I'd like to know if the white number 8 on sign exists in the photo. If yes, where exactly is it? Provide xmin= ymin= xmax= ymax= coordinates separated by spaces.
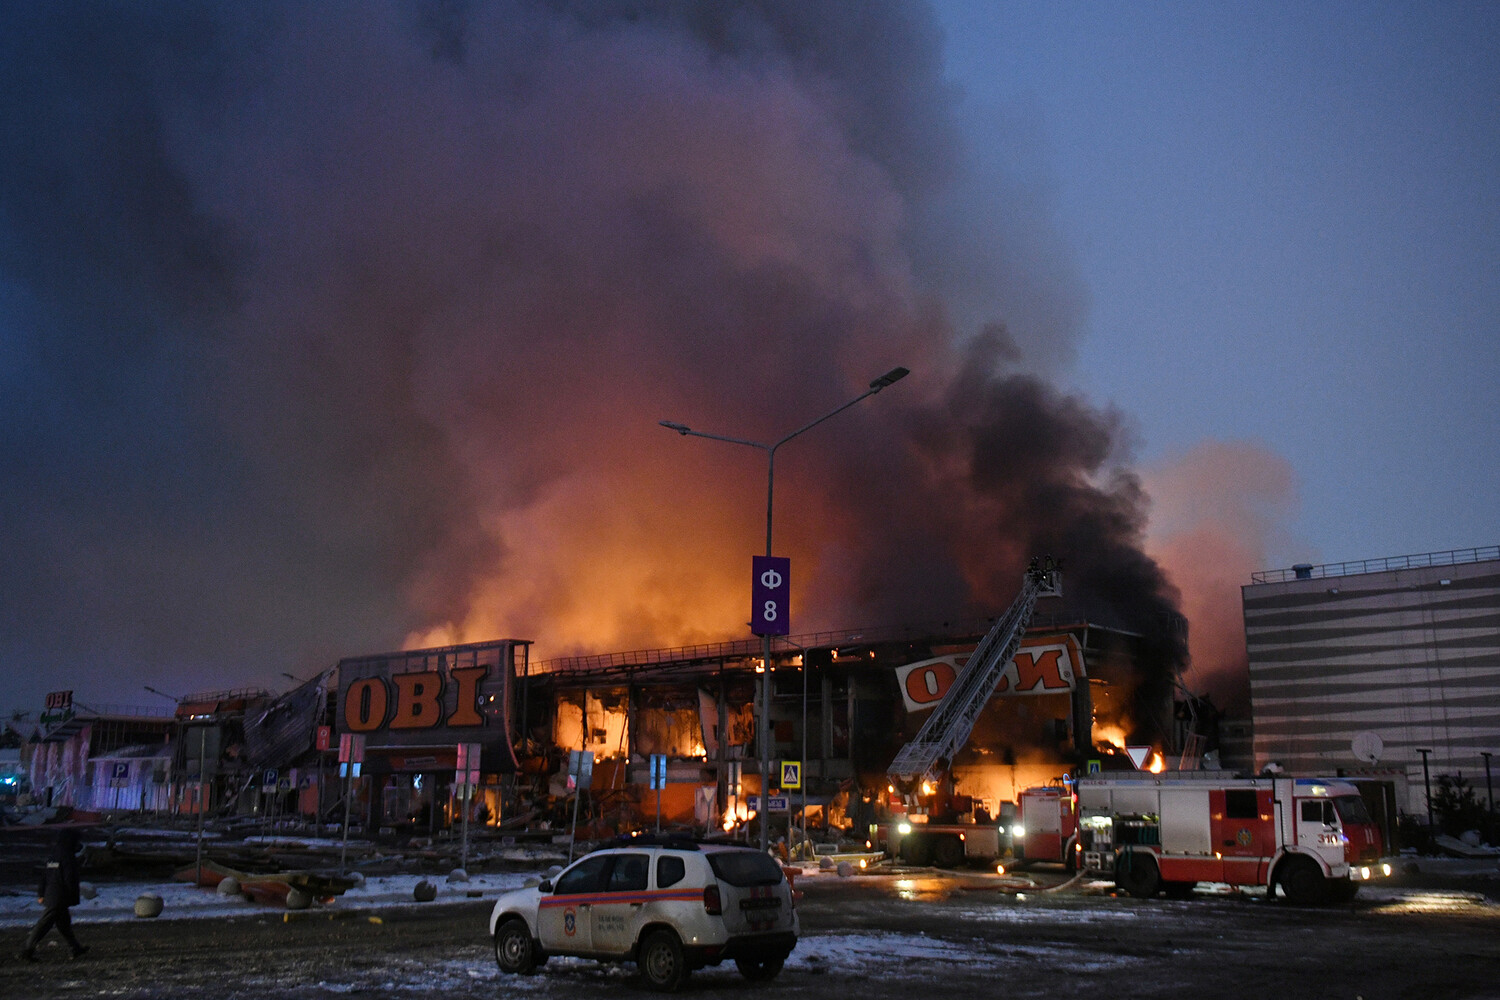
xmin=751 ymin=555 xmax=791 ymax=636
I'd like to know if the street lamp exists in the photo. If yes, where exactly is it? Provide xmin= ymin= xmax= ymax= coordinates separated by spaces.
xmin=1481 ymin=751 xmax=1494 ymax=813
xmin=1416 ymin=748 xmax=1434 ymax=830
xmin=661 ymin=366 xmax=909 ymax=851
xmin=772 ymin=636 xmax=819 ymax=858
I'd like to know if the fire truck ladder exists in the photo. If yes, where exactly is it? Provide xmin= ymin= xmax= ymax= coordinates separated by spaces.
xmin=886 ymin=558 xmax=1060 ymax=783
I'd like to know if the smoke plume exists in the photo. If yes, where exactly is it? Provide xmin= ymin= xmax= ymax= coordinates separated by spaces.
xmin=1145 ymin=442 xmax=1299 ymax=715
xmin=0 ymin=1 xmax=1186 ymax=709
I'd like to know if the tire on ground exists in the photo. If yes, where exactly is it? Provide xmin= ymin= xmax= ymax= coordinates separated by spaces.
xmin=1114 ymin=851 xmax=1161 ymax=899
xmin=1276 ymin=856 xmax=1330 ymax=906
xmin=902 ymin=834 xmax=934 ymax=866
xmin=638 ymin=928 xmax=689 ymax=991
xmin=734 ymin=955 xmax=785 ymax=982
xmin=1328 ymin=878 xmax=1360 ymax=903
xmin=932 ymin=835 xmax=965 ymax=868
xmin=494 ymin=917 xmax=538 ymax=975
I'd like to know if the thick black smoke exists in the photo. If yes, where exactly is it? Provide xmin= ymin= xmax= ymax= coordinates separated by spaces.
xmin=0 ymin=1 xmax=1184 ymax=712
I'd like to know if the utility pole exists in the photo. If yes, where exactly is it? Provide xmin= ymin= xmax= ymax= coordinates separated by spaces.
xmin=1416 ymin=748 xmax=1434 ymax=829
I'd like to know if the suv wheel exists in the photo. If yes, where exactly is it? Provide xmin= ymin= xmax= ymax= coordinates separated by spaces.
xmin=639 ymin=928 xmax=689 ymax=991
xmin=494 ymin=917 xmax=537 ymax=975
xmin=735 ymin=956 xmax=785 ymax=982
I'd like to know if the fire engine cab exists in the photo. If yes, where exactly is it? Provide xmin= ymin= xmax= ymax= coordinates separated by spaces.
xmin=1012 ymin=784 xmax=1077 ymax=869
xmin=1076 ymin=772 xmax=1390 ymax=904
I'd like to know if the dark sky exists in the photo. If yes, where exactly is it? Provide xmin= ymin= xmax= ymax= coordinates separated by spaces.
xmin=3 ymin=1 xmax=1199 ymax=718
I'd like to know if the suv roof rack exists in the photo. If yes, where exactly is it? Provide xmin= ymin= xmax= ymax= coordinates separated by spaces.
xmin=612 ymin=831 xmax=702 ymax=850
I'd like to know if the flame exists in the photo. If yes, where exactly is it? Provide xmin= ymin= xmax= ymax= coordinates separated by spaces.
xmin=404 ymin=454 xmax=757 ymax=656
xmin=1094 ymin=723 xmax=1128 ymax=749
xmin=1148 ymin=752 xmax=1165 ymax=773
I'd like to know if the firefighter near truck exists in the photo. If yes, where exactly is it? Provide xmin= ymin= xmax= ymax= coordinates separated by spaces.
xmin=1075 ymin=772 xmax=1390 ymax=903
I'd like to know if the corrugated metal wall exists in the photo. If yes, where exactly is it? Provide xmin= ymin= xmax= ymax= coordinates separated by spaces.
xmin=1243 ymin=554 xmax=1500 ymax=800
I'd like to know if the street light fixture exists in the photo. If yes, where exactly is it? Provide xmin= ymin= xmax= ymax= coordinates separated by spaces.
xmin=1416 ymin=747 xmax=1434 ymax=829
xmin=772 ymin=635 xmax=818 ymax=858
xmin=660 ymin=366 xmax=908 ymax=852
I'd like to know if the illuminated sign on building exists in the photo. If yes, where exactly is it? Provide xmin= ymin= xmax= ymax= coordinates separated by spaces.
xmin=335 ymin=639 xmax=528 ymax=772
xmin=893 ymin=634 xmax=1084 ymax=713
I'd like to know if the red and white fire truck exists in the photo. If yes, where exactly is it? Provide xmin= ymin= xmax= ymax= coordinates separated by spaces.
xmin=1075 ymin=772 xmax=1390 ymax=903
xmin=1012 ymin=784 xmax=1078 ymax=868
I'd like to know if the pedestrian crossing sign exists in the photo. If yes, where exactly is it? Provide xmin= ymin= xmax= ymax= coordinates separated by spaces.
xmin=780 ymin=760 xmax=801 ymax=789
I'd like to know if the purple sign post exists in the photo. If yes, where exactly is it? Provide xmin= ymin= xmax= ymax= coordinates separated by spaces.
xmin=751 ymin=555 xmax=790 ymax=637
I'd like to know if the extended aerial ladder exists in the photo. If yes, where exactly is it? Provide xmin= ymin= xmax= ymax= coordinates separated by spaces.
xmin=887 ymin=557 xmax=1061 ymax=784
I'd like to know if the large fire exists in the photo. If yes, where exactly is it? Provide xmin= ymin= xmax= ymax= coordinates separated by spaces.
xmin=1094 ymin=723 xmax=1129 ymax=749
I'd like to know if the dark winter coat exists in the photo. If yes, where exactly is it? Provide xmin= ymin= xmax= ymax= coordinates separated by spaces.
xmin=37 ymin=829 xmax=82 ymax=908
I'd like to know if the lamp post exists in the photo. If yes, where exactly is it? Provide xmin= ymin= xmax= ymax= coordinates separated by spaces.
xmin=1481 ymin=751 xmax=1494 ymax=813
xmin=1416 ymin=748 xmax=1434 ymax=830
xmin=149 ymin=686 xmax=211 ymax=885
xmin=143 ymin=686 xmax=179 ymax=822
xmin=772 ymin=636 xmax=815 ymax=858
xmin=661 ymin=366 xmax=908 ymax=852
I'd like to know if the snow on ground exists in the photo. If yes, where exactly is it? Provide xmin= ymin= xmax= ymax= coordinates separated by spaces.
xmin=285 ymin=928 xmax=1150 ymax=994
xmin=0 ymin=871 xmax=534 ymax=929
xmin=1 ymin=854 xmax=1493 ymax=931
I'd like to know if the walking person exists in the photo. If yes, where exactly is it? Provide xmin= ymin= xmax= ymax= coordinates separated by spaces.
xmin=19 ymin=828 xmax=89 ymax=961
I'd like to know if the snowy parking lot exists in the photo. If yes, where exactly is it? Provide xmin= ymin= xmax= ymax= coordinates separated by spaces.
xmin=3 ymin=854 xmax=1499 ymax=999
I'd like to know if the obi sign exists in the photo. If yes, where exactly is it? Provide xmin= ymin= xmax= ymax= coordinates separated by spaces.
xmin=342 ymin=664 xmax=489 ymax=732
xmin=334 ymin=640 xmax=524 ymax=766
xmin=893 ymin=634 xmax=1084 ymax=713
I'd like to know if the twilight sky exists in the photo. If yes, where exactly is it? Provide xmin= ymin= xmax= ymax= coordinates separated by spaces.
xmin=934 ymin=0 xmax=1499 ymax=564
xmin=2 ymin=1 xmax=1495 ymax=720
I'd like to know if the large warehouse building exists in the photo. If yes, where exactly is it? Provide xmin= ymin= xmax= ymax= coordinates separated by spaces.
xmin=1243 ymin=546 xmax=1500 ymax=814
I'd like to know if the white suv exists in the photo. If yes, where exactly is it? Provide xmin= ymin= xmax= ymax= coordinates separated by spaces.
xmin=488 ymin=838 xmax=798 ymax=990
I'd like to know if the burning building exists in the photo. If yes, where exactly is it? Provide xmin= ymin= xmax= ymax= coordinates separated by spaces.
xmin=310 ymin=589 xmax=1180 ymax=839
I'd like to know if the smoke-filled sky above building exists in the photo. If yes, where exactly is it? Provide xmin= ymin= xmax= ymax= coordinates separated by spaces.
xmin=2 ymin=1 xmax=1495 ymax=719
